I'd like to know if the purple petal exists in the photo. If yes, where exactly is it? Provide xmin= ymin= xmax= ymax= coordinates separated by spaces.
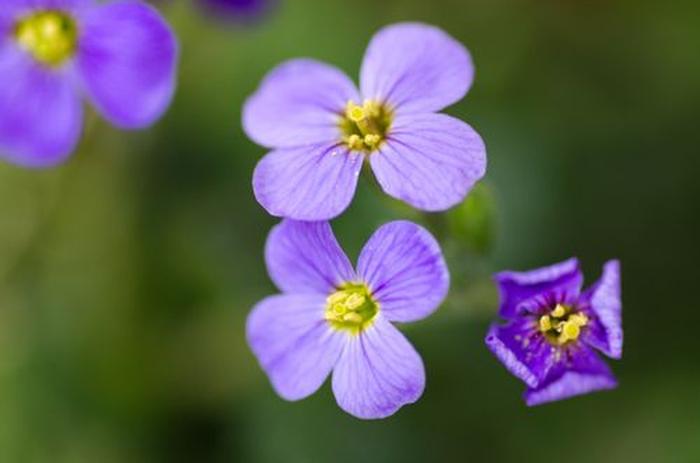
xmin=357 ymin=220 xmax=449 ymax=323
xmin=0 ymin=0 xmax=91 ymax=36
xmin=76 ymin=1 xmax=177 ymax=128
xmin=243 ymin=59 xmax=359 ymax=148
xmin=2 ymin=0 xmax=90 ymax=11
xmin=495 ymin=258 xmax=583 ymax=320
xmin=24 ymin=0 xmax=91 ymax=8
xmin=0 ymin=5 xmax=21 ymax=35
xmin=0 ymin=49 xmax=81 ymax=167
xmin=253 ymin=142 xmax=363 ymax=220
xmin=265 ymin=220 xmax=355 ymax=294
xmin=485 ymin=319 xmax=555 ymax=388
xmin=246 ymin=294 xmax=346 ymax=401
xmin=332 ymin=316 xmax=425 ymax=419
xmin=370 ymin=113 xmax=486 ymax=212
xmin=581 ymin=260 xmax=623 ymax=359
xmin=360 ymin=22 xmax=474 ymax=114
xmin=524 ymin=345 xmax=617 ymax=406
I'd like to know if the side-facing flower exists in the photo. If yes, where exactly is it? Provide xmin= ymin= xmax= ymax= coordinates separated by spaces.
xmin=0 ymin=0 xmax=178 ymax=167
xmin=247 ymin=219 xmax=449 ymax=419
xmin=486 ymin=258 xmax=623 ymax=406
xmin=243 ymin=22 xmax=487 ymax=220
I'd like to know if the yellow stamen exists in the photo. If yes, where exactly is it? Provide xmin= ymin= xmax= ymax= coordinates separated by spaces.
xmin=346 ymin=134 xmax=364 ymax=151
xmin=15 ymin=11 xmax=78 ymax=67
xmin=342 ymin=312 xmax=363 ymax=324
xmin=344 ymin=292 xmax=366 ymax=310
xmin=552 ymin=304 xmax=567 ymax=318
xmin=339 ymin=100 xmax=392 ymax=152
xmin=346 ymin=103 xmax=366 ymax=123
xmin=561 ymin=320 xmax=580 ymax=340
xmin=325 ymin=283 xmax=379 ymax=334
xmin=539 ymin=315 xmax=552 ymax=332
xmin=326 ymin=291 xmax=346 ymax=305
xmin=539 ymin=305 xmax=589 ymax=346
xmin=363 ymin=99 xmax=381 ymax=117
xmin=364 ymin=134 xmax=381 ymax=148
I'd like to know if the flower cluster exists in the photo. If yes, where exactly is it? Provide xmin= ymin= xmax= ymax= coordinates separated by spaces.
xmin=2 ymin=0 xmax=624 ymax=419
xmin=243 ymin=22 xmax=623 ymax=417
xmin=0 ymin=0 xmax=178 ymax=167
xmin=243 ymin=22 xmax=491 ymax=419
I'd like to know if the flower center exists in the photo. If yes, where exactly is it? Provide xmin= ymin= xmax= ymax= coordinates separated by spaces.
xmin=325 ymin=283 xmax=379 ymax=334
xmin=339 ymin=100 xmax=393 ymax=152
xmin=538 ymin=303 xmax=588 ymax=346
xmin=14 ymin=11 xmax=78 ymax=67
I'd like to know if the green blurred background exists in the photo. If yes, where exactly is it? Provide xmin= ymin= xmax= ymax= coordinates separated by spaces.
xmin=1 ymin=0 xmax=699 ymax=461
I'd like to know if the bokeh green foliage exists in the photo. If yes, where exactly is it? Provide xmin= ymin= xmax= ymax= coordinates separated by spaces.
xmin=1 ymin=0 xmax=699 ymax=461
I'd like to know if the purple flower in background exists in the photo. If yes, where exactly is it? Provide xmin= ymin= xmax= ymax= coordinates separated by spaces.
xmin=486 ymin=258 xmax=623 ymax=406
xmin=198 ymin=0 xmax=271 ymax=20
xmin=243 ymin=23 xmax=487 ymax=220
xmin=0 ymin=0 xmax=178 ymax=167
xmin=247 ymin=219 xmax=449 ymax=419
xmin=151 ymin=0 xmax=272 ymax=21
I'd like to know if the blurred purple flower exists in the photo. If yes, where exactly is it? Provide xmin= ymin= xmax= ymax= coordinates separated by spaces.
xmin=247 ymin=219 xmax=449 ymax=419
xmin=243 ymin=22 xmax=487 ymax=220
xmin=151 ymin=0 xmax=272 ymax=21
xmin=0 ymin=0 xmax=178 ymax=167
xmin=198 ymin=0 xmax=271 ymax=20
xmin=486 ymin=258 xmax=623 ymax=406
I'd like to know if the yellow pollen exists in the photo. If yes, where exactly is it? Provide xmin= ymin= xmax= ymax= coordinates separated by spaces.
xmin=342 ymin=312 xmax=363 ymax=324
xmin=539 ymin=315 xmax=552 ymax=332
xmin=346 ymin=103 xmax=366 ymax=123
xmin=339 ymin=100 xmax=392 ymax=152
xmin=538 ymin=305 xmax=588 ymax=346
xmin=346 ymin=134 xmax=364 ymax=151
xmin=325 ymin=283 xmax=379 ymax=334
xmin=14 ymin=11 xmax=78 ymax=67
xmin=552 ymin=304 xmax=567 ymax=318
xmin=343 ymin=292 xmax=366 ymax=310
xmin=326 ymin=291 xmax=346 ymax=305
xmin=558 ymin=321 xmax=581 ymax=343
xmin=364 ymin=134 xmax=381 ymax=147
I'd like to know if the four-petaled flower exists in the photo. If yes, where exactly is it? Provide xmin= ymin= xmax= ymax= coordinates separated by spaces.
xmin=486 ymin=258 xmax=623 ymax=406
xmin=243 ymin=22 xmax=487 ymax=221
xmin=246 ymin=219 xmax=449 ymax=419
xmin=0 ymin=0 xmax=178 ymax=167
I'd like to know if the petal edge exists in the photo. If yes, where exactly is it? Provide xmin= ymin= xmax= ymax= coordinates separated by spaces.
xmin=332 ymin=316 xmax=425 ymax=419
xmin=360 ymin=22 xmax=474 ymax=114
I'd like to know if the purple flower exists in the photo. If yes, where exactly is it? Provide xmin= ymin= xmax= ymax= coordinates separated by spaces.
xmin=150 ymin=0 xmax=272 ymax=22
xmin=486 ymin=258 xmax=623 ymax=406
xmin=0 ymin=0 xmax=178 ymax=167
xmin=243 ymin=23 xmax=487 ymax=220
xmin=198 ymin=0 xmax=271 ymax=20
xmin=246 ymin=219 xmax=449 ymax=419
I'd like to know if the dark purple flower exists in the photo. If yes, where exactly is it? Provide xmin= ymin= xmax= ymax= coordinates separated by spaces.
xmin=243 ymin=23 xmax=487 ymax=220
xmin=150 ymin=0 xmax=271 ymax=21
xmin=198 ymin=0 xmax=271 ymax=20
xmin=0 ymin=0 xmax=178 ymax=167
xmin=486 ymin=258 xmax=623 ymax=406
xmin=246 ymin=219 xmax=449 ymax=419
